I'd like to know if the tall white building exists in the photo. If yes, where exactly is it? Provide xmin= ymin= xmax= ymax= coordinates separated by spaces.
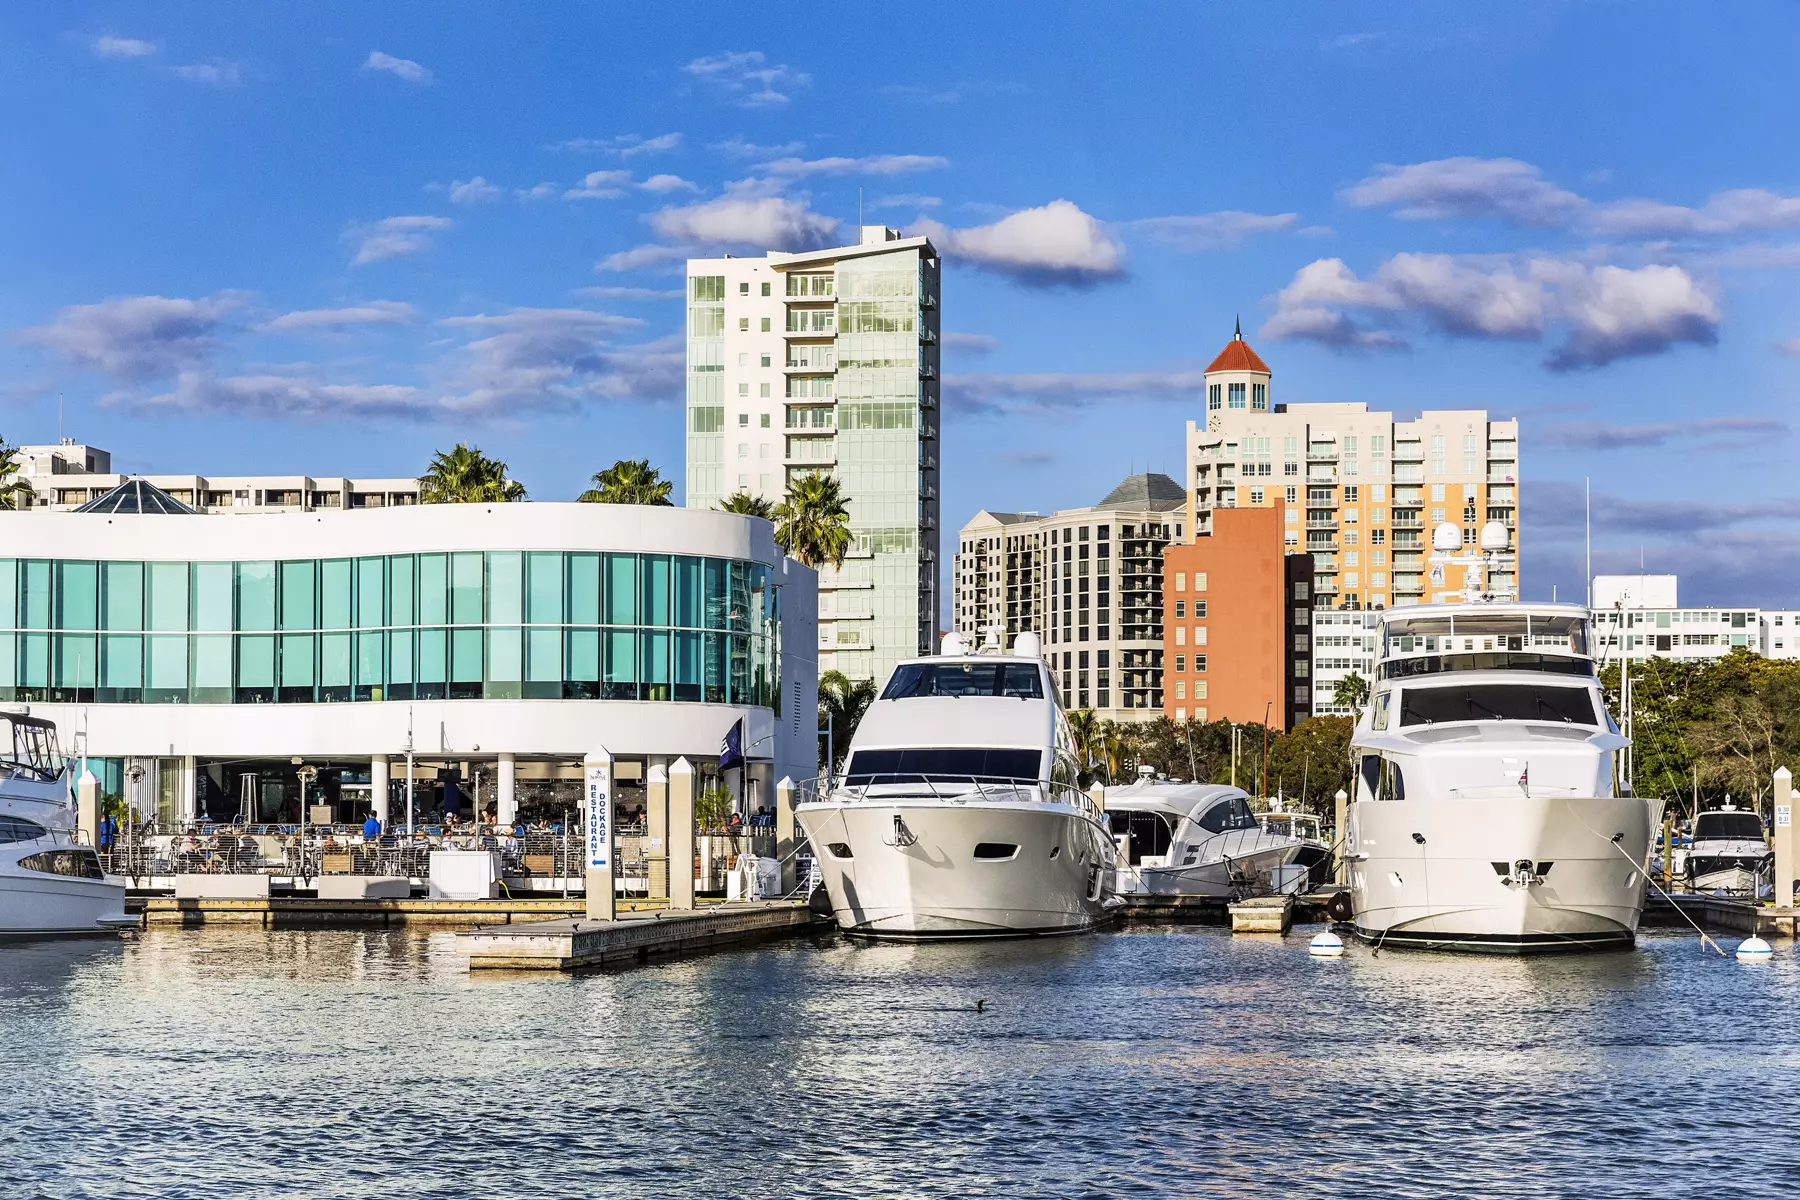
xmin=1590 ymin=574 xmax=1767 ymax=663
xmin=954 ymin=474 xmax=1185 ymax=721
xmin=685 ymin=227 xmax=941 ymax=683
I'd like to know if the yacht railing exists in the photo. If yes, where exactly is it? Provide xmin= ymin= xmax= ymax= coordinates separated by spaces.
xmin=799 ymin=773 xmax=1107 ymax=828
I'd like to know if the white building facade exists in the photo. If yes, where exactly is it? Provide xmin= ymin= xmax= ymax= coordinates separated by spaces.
xmin=684 ymin=227 xmax=942 ymax=684
xmin=1590 ymin=574 xmax=1765 ymax=664
xmin=11 ymin=441 xmax=423 ymax=512
xmin=1 ymin=500 xmax=817 ymax=826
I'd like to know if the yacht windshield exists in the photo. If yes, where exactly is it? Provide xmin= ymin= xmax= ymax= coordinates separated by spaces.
xmin=881 ymin=661 xmax=1045 ymax=700
xmin=1694 ymin=812 xmax=1764 ymax=841
xmin=1398 ymin=685 xmax=1599 ymax=727
xmin=845 ymin=747 xmax=1043 ymax=785
xmin=1 ymin=717 xmax=64 ymax=781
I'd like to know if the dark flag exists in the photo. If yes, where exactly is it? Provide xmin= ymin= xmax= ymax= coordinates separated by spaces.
xmin=719 ymin=719 xmax=743 ymax=771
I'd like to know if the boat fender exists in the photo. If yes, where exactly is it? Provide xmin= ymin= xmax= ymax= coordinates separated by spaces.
xmin=807 ymin=883 xmax=835 ymax=918
xmin=1309 ymin=932 xmax=1345 ymax=957
xmin=1736 ymin=936 xmax=1773 ymax=962
xmin=1325 ymin=891 xmax=1354 ymax=923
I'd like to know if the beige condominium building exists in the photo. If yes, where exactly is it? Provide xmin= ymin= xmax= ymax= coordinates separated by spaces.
xmin=1186 ymin=327 xmax=1520 ymax=614
xmin=685 ymin=227 xmax=942 ymax=685
xmin=10 ymin=441 xmax=423 ymax=512
xmin=954 ymin=474 xmax=1186 ymax=721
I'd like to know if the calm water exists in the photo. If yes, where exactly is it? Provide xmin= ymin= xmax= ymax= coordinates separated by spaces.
xmin=3 ymin=924 xmax=1797 ymax=1199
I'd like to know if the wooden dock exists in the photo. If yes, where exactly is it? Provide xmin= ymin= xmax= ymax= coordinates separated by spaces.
xmin=134 ymin=895 xmax=660 ymax=928
xmin=456 ymin=901 xmax=820 ymax=971
xmin=1228 ymin=894 xmax=1295 ymax=934
xmin=1116 ymin=888 xmax=1344 ymax=925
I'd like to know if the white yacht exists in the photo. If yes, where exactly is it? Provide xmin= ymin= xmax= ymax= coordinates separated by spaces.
xmin=1 ymin=711 xmax=132 ymax=938
xmin=1345 ymin=523 xmax=1658 ymax=953
xmin=795 ymin=632 xmax=1115 ymax=939
xmin=1106 ymin=774 xmax=1310 ymax=897
xmin=1684 ymin=804 xmax=1770 ymax=895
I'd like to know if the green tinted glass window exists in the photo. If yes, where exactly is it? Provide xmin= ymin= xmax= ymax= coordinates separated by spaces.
xmin=148 ymin=563 xmax=188 ymax=631
xmin=193 ymin=563 xmax=233 ymax=631
xmin=0 ymin=560 xmax=15 ymax=628
xmin=237 ymin=562 xmax=276 ymax=631
xmin=356 ymin=558 xmax=385 ymax=628
xmin=417 ymin=629 xmax=446 ymax=684
xmin=320 ymin=633 xmax=351 ymax=687
xmin=101 ymin=634 xmax=141 ymax=688
xmin=526 ymin=553 xmax=563 ymax=624
xmin=566 ymin=629 xmax=599 ymax=682
xmin=320 ymin=559 xmax=352 ymax=629
xmin=56 ymin=562 xmax=98 ymax=630
xmin=451 ymin=553 xmax=483 ymax=624
xmin=280 ymin=635 xmax=315 ymax=687
xmin=451 ymin=628 xmax=483 ymax=682
xmin=147 ymin=635 xmax=188 ymax=692
xmin=102 ymin=562 xmax=143 ymax=631
xmin=418 ymin=555 xmax=447 ymax=624
xmin=191 ymin=636 xmax=232 ymax=696
xmin=605 ymin=554 xmax=637 ymax=624
xmin=526 ymin=628 xmax=562 ymax=682
xmin=237 ymin=635 xmax=275 ymax=688
xmin=22 ymin=561 xmax=50 ymax=628
xmin=389 ymin=556 xmax=416 ymax=625
xmin=568 ymin=555 xmax=601 ymax=624
xmin=280 ymin=561 xmax=316 ymax=631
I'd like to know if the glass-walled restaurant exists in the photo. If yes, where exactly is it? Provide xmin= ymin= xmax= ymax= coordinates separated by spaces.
xmin=0 ymin=551 xmax=781 ymax=708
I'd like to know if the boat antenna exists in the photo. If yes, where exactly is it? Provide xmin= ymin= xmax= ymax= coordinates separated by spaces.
xmin=1584 ymin=477 xmax=1591 ymax=608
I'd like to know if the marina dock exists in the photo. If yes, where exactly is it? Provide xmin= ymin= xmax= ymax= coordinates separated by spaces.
xmin=136 ymin=895 xmax=653 ymax=928
xmin=455 ymin=900 xmax=820 ymax=970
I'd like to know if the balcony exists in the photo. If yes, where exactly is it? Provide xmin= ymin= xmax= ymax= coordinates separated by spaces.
xmin=1304 ymin=517 xmax=1338 ymax=530
xmin=1306 ymin=448 xmax=1339 ymax=461
xmin=1390 ymin=516 xmax=1424 ymax=530
xmin=1304 ymin=537 xmax=1338 ymax=552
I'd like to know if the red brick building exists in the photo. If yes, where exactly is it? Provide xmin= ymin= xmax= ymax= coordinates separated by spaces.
xmin=1162 ymin=506 xmax=1312 ymax=730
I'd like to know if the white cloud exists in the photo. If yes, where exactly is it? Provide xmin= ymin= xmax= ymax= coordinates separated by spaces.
xmin=552 ymin=132 xmax=682 ymax=157
xmin=710 ymin=136 xmax=804 ymax=160
xmin=1343 ymin=157 xmax=1586 ymax=226
xmin=514 ymin=182 xmax=559 ymax=202
xmin=1263 ymin=253 xmax=1720 ymax=369
xmin=942 ymin=332 xmax=998 ymax=355
xmin=171 ymin=60 xmax=246 ymax=86
xmin=258 ymin=302 xmax=417 ymax=333
xmin=19 ymin=293 xmax=242 ymax=380
xmin=364 ymin=51 xmax=432 ymax=85
xmin=349 ymin=215 xmax=453 ymax=266
xmin=874 ymin=194 xmax=942 ymax=210
xmin=1129 ymin=211 xmax=1301 ymax=250
xmin=1536 ymin=416 xmax=1786 ymax=451
xmin=685 ymin=51 xmax=809 ymax=108
xmin=913 ymin=200 xmax=1125 ymax=286
xmin=650 ymin=195 xmax=840 ymax=251
xmin=435 ymin=308 xmax=676 ymax=413
xmin=640 ymin=174 xmax=699 ymax=194
xmin=563 ymin=170 xmax=632 ymax=200
xmin=132 ymin=371 xmax=429 ymax=419
xmin=947 ymin=364 xmax=1208 ymax=415
xmin=1778 ymin=337 xmax=1800 ymax=357
xmin=443 ymin=177 xmax=501 ymax=205
xmin=596 ymin=244 xmax=688 ymax=272
xmin=93 ymin=36 xmax=156 ymax=59
xmin=759 ymin=154 xmax=948 ymax=178
xmin=1589 ymin=189 xmax=1800 ymax=238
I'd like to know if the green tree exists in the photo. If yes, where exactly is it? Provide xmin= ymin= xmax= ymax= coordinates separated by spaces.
xmin=1265 ymin=716 xmax=1355 ymax=815
xmin=1067 ymin=708 xmax=1099 ymax=782
xmin=817 ymin=670 xmax=876 ymax=773
xmin=420 ymin=443 xmax=526 ymax=503
xmin=578 ymin=458 xmax=673 ymax=505
xmin=1333 ymin=672 xmax=1370 ymax=717
xmin=773 ymin=473 xmax=852 ymax=568
xmin=695 ymin=785 xmax=734 ymax=832
xmin=715 ymin=491 xmax=774 ymax=519
xmin=0 ymin=436 xmax=36 ymax=510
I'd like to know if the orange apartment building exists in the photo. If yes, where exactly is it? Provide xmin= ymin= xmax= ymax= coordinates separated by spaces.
xmin=1162 ymin=506 xmax=1312 ymax=730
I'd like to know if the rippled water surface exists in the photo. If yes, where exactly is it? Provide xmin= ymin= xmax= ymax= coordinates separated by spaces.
xmin=4 ymin=924 xmax=1798 ymax=1199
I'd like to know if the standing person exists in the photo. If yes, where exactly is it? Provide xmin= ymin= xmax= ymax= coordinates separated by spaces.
xmin=362 ymin=810 xmax=382 ymax=842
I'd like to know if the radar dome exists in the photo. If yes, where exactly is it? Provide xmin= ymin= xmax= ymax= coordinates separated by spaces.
xmin=1432 ymin=521 xmax=1462 ymax=551
xmin=1480 ymin=520 xmax=1510 ymax=551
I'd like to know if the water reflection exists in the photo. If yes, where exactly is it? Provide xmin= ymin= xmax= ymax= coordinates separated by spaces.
xmin=3 ymin=926 xmax=1795 ymax=1198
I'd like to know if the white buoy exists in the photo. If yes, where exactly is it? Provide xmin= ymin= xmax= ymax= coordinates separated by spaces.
xmin=1736 ymin=936 xmax=1773 ymax=962
xmin=1309 ymin=931 xmax=1344 ymax=957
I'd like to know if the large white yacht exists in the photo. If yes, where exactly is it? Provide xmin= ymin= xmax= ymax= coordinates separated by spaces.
xmin=796 ymin=632 xmax=1115 ymax=939
xmin=1 ymin=710 xmax=132 ymax=938
xmin=1345 ymin=524 xmax=1658 ymax=953
xmin=1106 ymin=773 xmax=1311 ymax=897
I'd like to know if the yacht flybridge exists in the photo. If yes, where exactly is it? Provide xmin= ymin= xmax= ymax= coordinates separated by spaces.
xmin=0 ymin=710 xmax=132 ymax=938
xmin=1346 ymin=522 xmax=1658 ymax=952
xmin=795 ymin=631 xmax=1115 ymax=939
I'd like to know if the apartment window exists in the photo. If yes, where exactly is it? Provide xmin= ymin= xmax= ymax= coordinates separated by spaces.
xmin=1250 ymin=487 xmax=1263 ymax=504
xmin=1193 ymin=656 xmax=1206 ymax=673
xmin=739 ymin=318 xmax=749 ymax=331
xmin=1175 ymin=573 xmax=1186 ymax=592
xmin=1194 ymin=600 xmax=1207 ymax=618
xmin=1175 ymin=601 xmax=1185 ymax=618
xmin=1228 ymin=383 xmax=1246 ymax=409
xmin=1431 ymin=507 xmax=1445 ymax=523
xmin=1194 ymin=573 xmax=1208 ymax=591
xmin=1370 ymin=530 xmax=1385 ymax=545
xmin=737 ymin=444 xmax=748 ymax=458
xmin=1431 ymin=435 xmax=1445 ymax=453
xmin=760 ymin=413 xmax=770 ymax=427
xmin=1176 ymin=681 xmax=1187 ymax=700
xmin=1194 ymin=627 xmax=1207 ymax=646
xmin=760 ymin=354 xmax=770 ymax=367
xmin=739 ymin=282 xmax=749 ymax=295
xmin=761 ymin=282 xmax=771 ymax=296
xmin=1286 ymin=486 xmax=1298 ymax=503
xmin=1252 ymin=382 xmax=1266 ymax=410
xmin=1284 ymin=462 xmax=1299 ymax=477
xmin=1174 ymin=655 xmax=1186 ymax=672
xmin=1343 ymin=486 xmax=1358 ymax=503
xmin=738 ymin=353 xmax=749 ymax=366
xmin=1208 ymin=384 xmax=1222 ymax=411
xmin=738 ymin=384 xmax=749 ymax=397
xmin=757 ymin=383 xmax=770 ymax=399
xmin=1431 ymin=484 xmax=1445 ymax=501
xmin=1176 ymin=627 xmax=1186 ymax=646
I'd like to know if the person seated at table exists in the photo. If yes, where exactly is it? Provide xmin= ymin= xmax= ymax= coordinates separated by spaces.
xmin=362 ymin=811 xmax=382 ymax=842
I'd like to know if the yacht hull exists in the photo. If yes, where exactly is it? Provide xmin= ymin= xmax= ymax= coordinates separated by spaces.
xmin=1347 ymin=795 xmax=1659 ymax=954
xmin=797 ymin=800 xmax=1111 ymax=939
xmin=1114 ymin=840 xmax=1301 ymax=898
xmin=0 ymin=867 xmax=131 ymax=938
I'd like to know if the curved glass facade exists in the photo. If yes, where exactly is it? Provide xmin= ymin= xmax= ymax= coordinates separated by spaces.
xmin=0 ymin=553 xmax=781 ymax=708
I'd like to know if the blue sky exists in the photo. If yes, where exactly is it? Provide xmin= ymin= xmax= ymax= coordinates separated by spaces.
xmin=4 ymin=3 xmax=1800 ymax=605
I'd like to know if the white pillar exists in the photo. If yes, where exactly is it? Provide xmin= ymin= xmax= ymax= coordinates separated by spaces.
xmin=1334 ymin=788 xmax=1350 ymax=885
xmin=583 ymin=748 xmax=615 ymax=922
xmin=775 ymin=776 xmax=796 ymax=894
xmin=180 ymin=756 xmax=198 ymax=825
xmin=371 ymin=755 xmax=390 ymax=827
xmin=669 ymin=756 xmax=696 ymax=910
xmin=78 ymin=767 xmax=101 ymax=848
xmin=1774 ymin=766 xmax=1795 ymax=911
xmin=497 ymin=753 xmax=517 ymax=825
xmin=646 ymin=763 xmax=669 ymax=899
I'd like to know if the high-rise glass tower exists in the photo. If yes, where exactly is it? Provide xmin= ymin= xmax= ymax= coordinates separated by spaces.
xmin=686 ymin=227 xmax=941 ymax=683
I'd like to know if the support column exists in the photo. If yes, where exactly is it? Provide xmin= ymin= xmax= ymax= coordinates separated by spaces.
xmin=1775 ymin=767 xmax=1795 ymax=912
xmin=497 ymin=753 xmax=517 ymax=825
xmin=370 ymin=755 xmax=390 ymax=827
xmin=776 ymin=776 xmax=796 ymax=894
xmin=583 ymin=747 xmax=615 ymax=922
xmin=645 ymin=764 xmax=669 ymax=899
xmin=1334 ymin=788 xmax=1350 ymax=885
xmin=669 ymin=756 xmax=696 ymax=910
xmin=78 ymin=766 xmax=100 ymax=848
xmin=180 ymin=756 xmax=199 ymax=825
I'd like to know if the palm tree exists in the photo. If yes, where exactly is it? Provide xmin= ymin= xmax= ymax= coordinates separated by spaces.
xmin=817 ymin=670 xmax=876 ymax=773
xmin=1067 ymin=708 xmax=1099 ymax=782
xmin=1333 ymin=671 xmax=1371 ymax=719
xmin=1097 ymin=719 xmax=1127 ymax=785
xmin=579 ymin=458 xmax=673 ymax=505
xmin=420 ymin=443 xmax=526 ymax=503
xmin=715 ymin=491 xmax=774 ymax=519
xmin=0 ymin=437 xmax=33 ymax=511
xmin=773 ymin=473 xmax=851 ymax=568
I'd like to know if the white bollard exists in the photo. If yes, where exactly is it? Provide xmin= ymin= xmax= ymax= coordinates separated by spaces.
xmin=1309 ymin=931 xmax=1345 ymax=957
